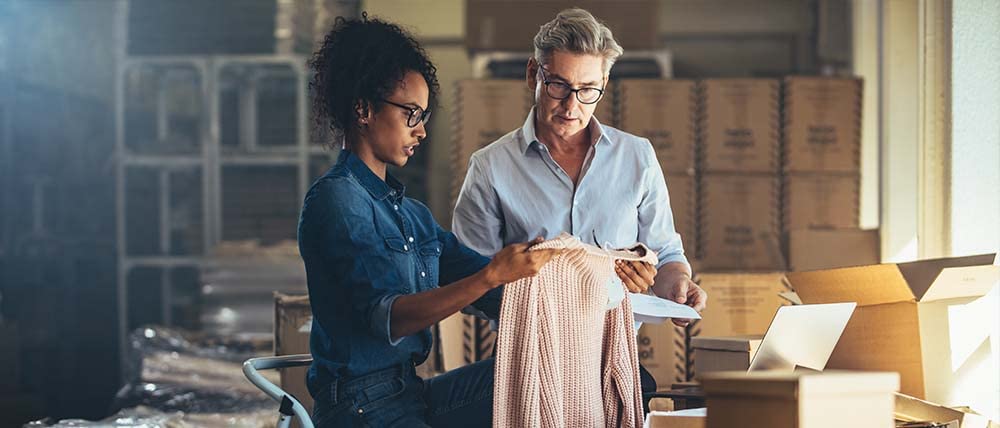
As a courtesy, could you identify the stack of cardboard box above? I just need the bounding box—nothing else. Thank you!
[697,79,783,271]
[781,77,862,240]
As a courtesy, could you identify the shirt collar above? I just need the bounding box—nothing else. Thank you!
[337,149,406,201]
[518,106,611,155]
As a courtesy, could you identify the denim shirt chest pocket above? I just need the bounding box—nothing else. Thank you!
[375,201,442,292]
[416,238,441,289]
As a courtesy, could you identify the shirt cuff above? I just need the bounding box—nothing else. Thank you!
[657,253,691,272]
[374,293,405,346]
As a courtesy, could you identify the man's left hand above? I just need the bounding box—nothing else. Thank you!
[661,270,707,327]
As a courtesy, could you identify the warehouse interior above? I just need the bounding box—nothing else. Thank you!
[0,0,998,426]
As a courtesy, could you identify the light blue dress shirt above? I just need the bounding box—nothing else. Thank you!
[452,107,691,310]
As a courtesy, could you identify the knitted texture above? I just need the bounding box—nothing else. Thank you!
[493,233,656,428]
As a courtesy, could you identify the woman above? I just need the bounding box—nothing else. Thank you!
[299,15,561,427]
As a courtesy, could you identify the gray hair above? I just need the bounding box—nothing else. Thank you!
[533,8,624,75]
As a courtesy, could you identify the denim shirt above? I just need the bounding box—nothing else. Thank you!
[298,149,496,397]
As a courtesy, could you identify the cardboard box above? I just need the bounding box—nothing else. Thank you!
[783,173,860,231]
[701,371,899,428]
[700,79,780,173]
[274,293,313,414]
[637,322,688,388]
[699,174,784,270]
[452,79,533,206]
[786,228,879,272]
[665,172,697,259]
[692,273,790,338]
[691,336,761,375]
[895,393,996,428]
[0,323,18,393]
[786,254,1000,419]
[782,77,862,173]
[466,0,659,51]
[689,273,790,379]
[621,79,697,174]
[646,408,706,428]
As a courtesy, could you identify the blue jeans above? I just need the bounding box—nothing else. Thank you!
[312,358,495,427]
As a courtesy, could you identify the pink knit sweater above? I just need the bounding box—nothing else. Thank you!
[493,234,656,428]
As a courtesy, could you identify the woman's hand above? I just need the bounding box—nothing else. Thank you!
[482,237,565,287]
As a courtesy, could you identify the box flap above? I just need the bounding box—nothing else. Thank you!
[787,264,915,306]
[691,336,762,352]
[898,254,999,302]
[894,393,992,428]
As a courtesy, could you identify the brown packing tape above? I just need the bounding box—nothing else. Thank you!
[699,79,780,174]
[782,77,863,173]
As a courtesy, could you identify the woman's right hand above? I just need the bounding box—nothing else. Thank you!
[482,237,565,287]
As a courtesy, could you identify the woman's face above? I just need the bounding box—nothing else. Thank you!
[356,70,429,173]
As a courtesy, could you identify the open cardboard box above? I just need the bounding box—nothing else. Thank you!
[786,254,1000,420]
[895,393,998,428]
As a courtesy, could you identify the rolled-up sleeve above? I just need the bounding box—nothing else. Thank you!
[436,225,501,320]
[636,142,691,271]
[452,154,505,257]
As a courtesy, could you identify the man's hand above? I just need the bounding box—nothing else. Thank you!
[654,264,708,327]
[615,260,656,293]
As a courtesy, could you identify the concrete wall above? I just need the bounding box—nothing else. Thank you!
[951,0,1000,257]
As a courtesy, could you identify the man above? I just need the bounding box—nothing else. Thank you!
[452,8,708,393]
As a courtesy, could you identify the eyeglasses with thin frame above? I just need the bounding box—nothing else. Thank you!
[538,67,604,105]
[381,99,432,127]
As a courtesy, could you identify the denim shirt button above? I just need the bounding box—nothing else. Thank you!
[403,245,408,251]
[420,271,426,278]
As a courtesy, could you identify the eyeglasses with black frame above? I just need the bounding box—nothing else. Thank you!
[538,66,604,105]
[380,99,432,127]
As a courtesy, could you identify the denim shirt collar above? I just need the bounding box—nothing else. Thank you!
[518,106,611,155]
[337,149,406,202]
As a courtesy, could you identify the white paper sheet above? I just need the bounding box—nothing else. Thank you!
[628,292,702,324]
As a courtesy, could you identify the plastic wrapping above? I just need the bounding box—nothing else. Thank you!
[28,327,283,427]
[24,406,275,428]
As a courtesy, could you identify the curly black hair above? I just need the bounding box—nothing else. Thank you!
[309,13,440,147]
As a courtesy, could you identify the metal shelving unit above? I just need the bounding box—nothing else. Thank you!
[114,51,333,367]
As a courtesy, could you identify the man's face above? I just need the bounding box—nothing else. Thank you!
[527,51,607,140]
